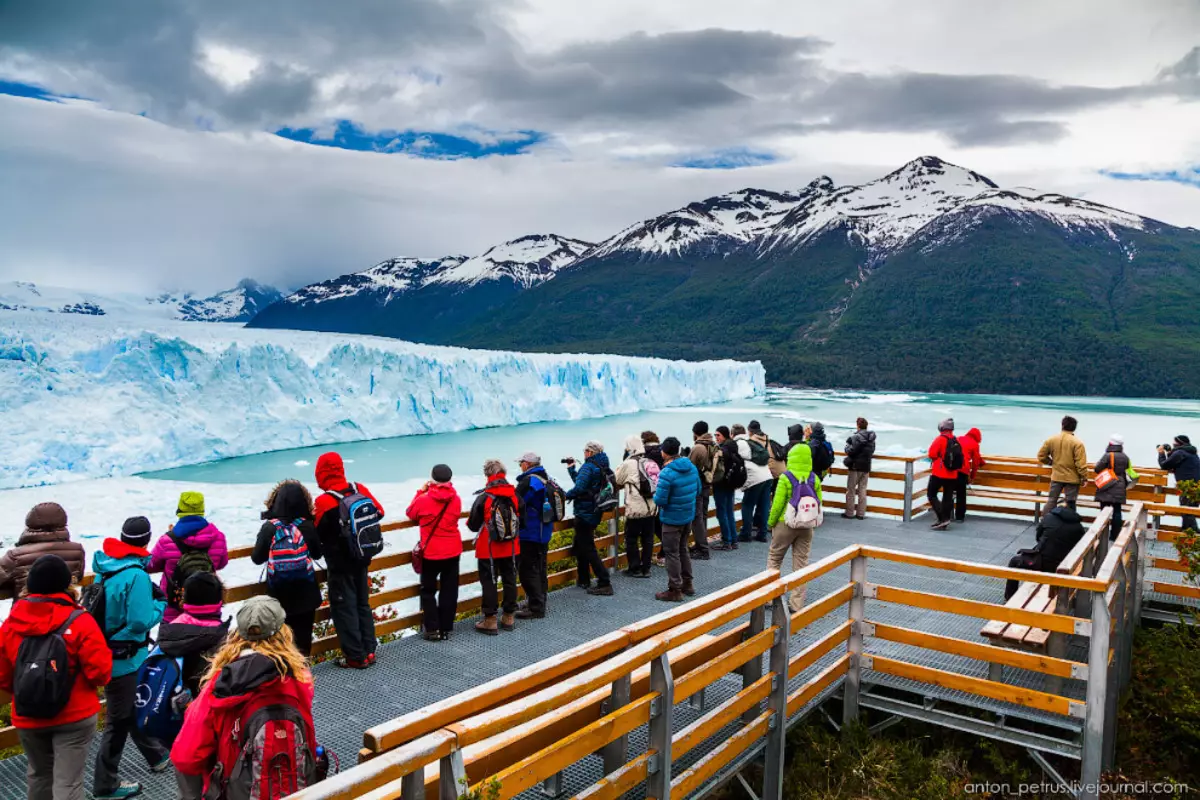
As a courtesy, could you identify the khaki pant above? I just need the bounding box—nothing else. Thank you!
[845,471,869,517]
[767,521,813,612]
[18,713,97,800]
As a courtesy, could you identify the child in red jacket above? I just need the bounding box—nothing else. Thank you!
[0,555,113,800]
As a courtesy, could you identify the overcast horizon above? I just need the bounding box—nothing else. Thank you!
[1,0,1197,295]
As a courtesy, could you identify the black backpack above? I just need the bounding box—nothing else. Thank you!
[768,440,787,462]
[80,565,144,660]
[723,448,748,489]
[810,441,835,476]
[943,436,964,472]
[634,457,656,499]
[328,484,385,563]
[13,599,85,720]
[169,535,215,609]
[540,475,568,524]
[593,468,620,514]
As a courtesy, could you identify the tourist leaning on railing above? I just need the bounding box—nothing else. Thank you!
[955,427,984,523]
[251,480,323,657]
[0,502,85,598]
[842,418,876,521]
[406,464,464,640]
[926,418,960,531]
[1158,434,1200,531]
[149,491,229,625]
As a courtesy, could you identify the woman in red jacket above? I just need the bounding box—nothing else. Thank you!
[406,464,465,642]
[926,418,962,531]
[466,459,521,636]
[0,555,113,800]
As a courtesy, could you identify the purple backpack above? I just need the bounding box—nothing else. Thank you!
[782,471,822,528]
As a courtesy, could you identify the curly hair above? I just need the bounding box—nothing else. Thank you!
[263,479,314,517]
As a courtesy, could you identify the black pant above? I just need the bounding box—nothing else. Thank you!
[1099,502,1124,542]
[625,517,656,573]
[517,543,549,615]
[927,475,956,523]
[286,609,316,657]
[573,519,611,587]
[953,473,969,521]
[479,557,517,616]
[420,555,460,633]
[328,565,375,661]
[94,672,169,793]
[1182,496,1199,533]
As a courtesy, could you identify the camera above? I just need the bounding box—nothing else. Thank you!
[561,458,575,464]
[1160,443,1174,451]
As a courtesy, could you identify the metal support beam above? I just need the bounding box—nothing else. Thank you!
[686,686,706,711]
[844,555,868,728]
[1026,747,1073,794]
[902,461,914,522]
[741,604,766,724]
[540,772,563,798]
[601,674,632,777]
[1046,584,1071,696]
[763,597,791,800]
[736,773,762,800]
[1132,511,1147,626]
[647,653,675,800]
[607,512,619,563]
[439,750,468,800]
[868,714,901,736]
[402,769,426,800]
[1080,586,1112,799]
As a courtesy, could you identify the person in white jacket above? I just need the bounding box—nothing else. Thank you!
[615,434,660,578]
[733,423,773,542]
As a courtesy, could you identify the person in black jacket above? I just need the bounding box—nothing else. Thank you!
[156,573,230,697]
[842,418,876,520]
[1005,503,1085,599]
[251,480,323,656]
[1094,435,1132,541]
[1159,435,1200,532]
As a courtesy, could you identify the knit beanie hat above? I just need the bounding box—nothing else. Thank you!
[938,418,955,432]
[431,464,453,483]
[1109,434,1124,447]
[27,555,72,595]
[692,421,709,436]
[237,595,286,642]
[183,572,224,607]
[1176,435,1191,446]
[25,502,67,532]
[177,491,206,518]
[121,516,152,549]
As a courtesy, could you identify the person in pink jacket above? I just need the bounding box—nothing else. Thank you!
[149,491,229,623]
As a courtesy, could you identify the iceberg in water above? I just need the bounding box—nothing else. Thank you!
[0,312,765,488]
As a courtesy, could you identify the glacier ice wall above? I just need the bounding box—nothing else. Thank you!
[0,312,764,488]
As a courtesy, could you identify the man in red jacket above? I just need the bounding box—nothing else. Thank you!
[313,452,385,669]
[0,555,113,800]
[955,428,985,523]
[926,418,962,531]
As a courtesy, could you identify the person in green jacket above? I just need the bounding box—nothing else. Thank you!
[91,517,170,800]
[767,443,824,613]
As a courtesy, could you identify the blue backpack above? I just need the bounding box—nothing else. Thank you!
[135,647,189,744]
[266,519,314,586]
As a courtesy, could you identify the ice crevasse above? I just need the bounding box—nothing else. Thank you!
[0,312,765,488]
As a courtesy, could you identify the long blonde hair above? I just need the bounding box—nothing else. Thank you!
[201,624,313,688]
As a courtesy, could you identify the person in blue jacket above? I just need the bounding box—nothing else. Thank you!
[565,441,614,596]
[92,517,169,800]
[653,437,701,603]
[515,452,554,619]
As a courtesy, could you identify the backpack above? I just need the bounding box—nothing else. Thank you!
[747,439,770,467]
[169,535,215,609]
[768,440,787,462]
[1004,549,1042,601]
[782,472,823,529]
[81,564,145,660]
[942,436,964,472]
[266,520,314,586]
[486,494,520,543]
[810,441,835,476]
[12,599,85,720]
[540,475,568,524]
[593,468,620,514]
[209,693,318,800]
[703,443,725,486]
[328,484,384,563]
[135,647,189,745]
[635,457,656,499]
[722,447,748,489]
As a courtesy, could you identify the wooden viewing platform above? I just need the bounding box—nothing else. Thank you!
[0,453,1195,800]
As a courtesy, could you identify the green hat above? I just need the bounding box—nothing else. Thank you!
[177,491,206,518]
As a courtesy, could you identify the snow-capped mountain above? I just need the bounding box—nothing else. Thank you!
[282,256,468,306]
[425,234,593,289]
[0,279,284,323]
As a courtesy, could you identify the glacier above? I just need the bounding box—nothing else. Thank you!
[0,311,764,488]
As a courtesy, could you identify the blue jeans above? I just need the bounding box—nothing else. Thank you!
[713,487,737,544]
[740,481,771,540]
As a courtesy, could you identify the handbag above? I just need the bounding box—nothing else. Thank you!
[1093,453,1119,490]
[411,499,453,575]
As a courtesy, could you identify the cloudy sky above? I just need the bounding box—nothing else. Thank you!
[1,0,1197,294]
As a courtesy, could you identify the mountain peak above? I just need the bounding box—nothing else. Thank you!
[806,176,835,192]
[883,156,998,189]
[429,233,594,288]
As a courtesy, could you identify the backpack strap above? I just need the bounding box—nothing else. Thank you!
[24,596,77,610]
[420,501,454,551]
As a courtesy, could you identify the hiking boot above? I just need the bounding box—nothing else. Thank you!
[475,616,500,636]
[94,783,142,800]
[575,580,592,589]
[681,580,696,597]
[841,513,855,519]
[334,657,369,669]
[440,631,452,641]
[366,653,377,665]
[515,607,545,619]
[730,542,739,550]
[654,556,666,568]
[692,551,711,561]
[932,520,951,531]
[150,754,173,773]
[423,630,442,642]
[633,569,652,579]
[754,535,769,543]
[500,613,516,631]
[712,543,733,552]
[587,584,614,596]
[855,515,865,520]
[736,535,752,543]
[656,588,684,602]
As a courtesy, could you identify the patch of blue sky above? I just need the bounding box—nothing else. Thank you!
[276,120,546,158]
[1101,166,1200,188]
[672,148,780,169]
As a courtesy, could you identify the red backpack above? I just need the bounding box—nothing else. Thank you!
[208,689,318,800]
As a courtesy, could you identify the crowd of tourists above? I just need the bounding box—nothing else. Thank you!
[0,412,1195,800]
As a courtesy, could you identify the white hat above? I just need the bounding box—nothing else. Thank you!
[1109,434,1124,446]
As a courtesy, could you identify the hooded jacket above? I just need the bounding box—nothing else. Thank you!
[407,482,465,559]
[467,474,521,560]
[0,592,113,729]
[614,436,660,519]
[1036,506,1086,570]
[171,652,315,783]
[312,453,386,570]
[689,433,718,487]
[93,539,166,677]
[158,603,230,696]
[736,433,773,489]
[514,467,555,545]
[1094,445,1132,505]
[1037,431,1089,485]
[252,481,325,615]
[959,428,985,481]
[566,451,613,527]
[150,516,230,623]
[807,424,835,477]
[653,456,701,527]
[643,442,664,468]
[928,430,962,481]
[0,507,85,597]
[1159,444,1200,483]
[769,443,824,529]
[843,429,877,473]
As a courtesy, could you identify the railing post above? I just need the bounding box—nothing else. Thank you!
[741,605,767,723]
[902,461,914,522]
[1133,510,1148,626]
[439,749,467,800]
[601,673,632,776]
[1080,584,1112,800]
[1103,569,1125,772]
[647,653,675,800]
[843,555,867,728]
[763,596,791,800]
[402,770,426,800]
[1046,585,1070,696]
[607,510,619,565]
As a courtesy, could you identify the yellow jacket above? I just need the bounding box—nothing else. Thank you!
[1037,431,1088,484]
